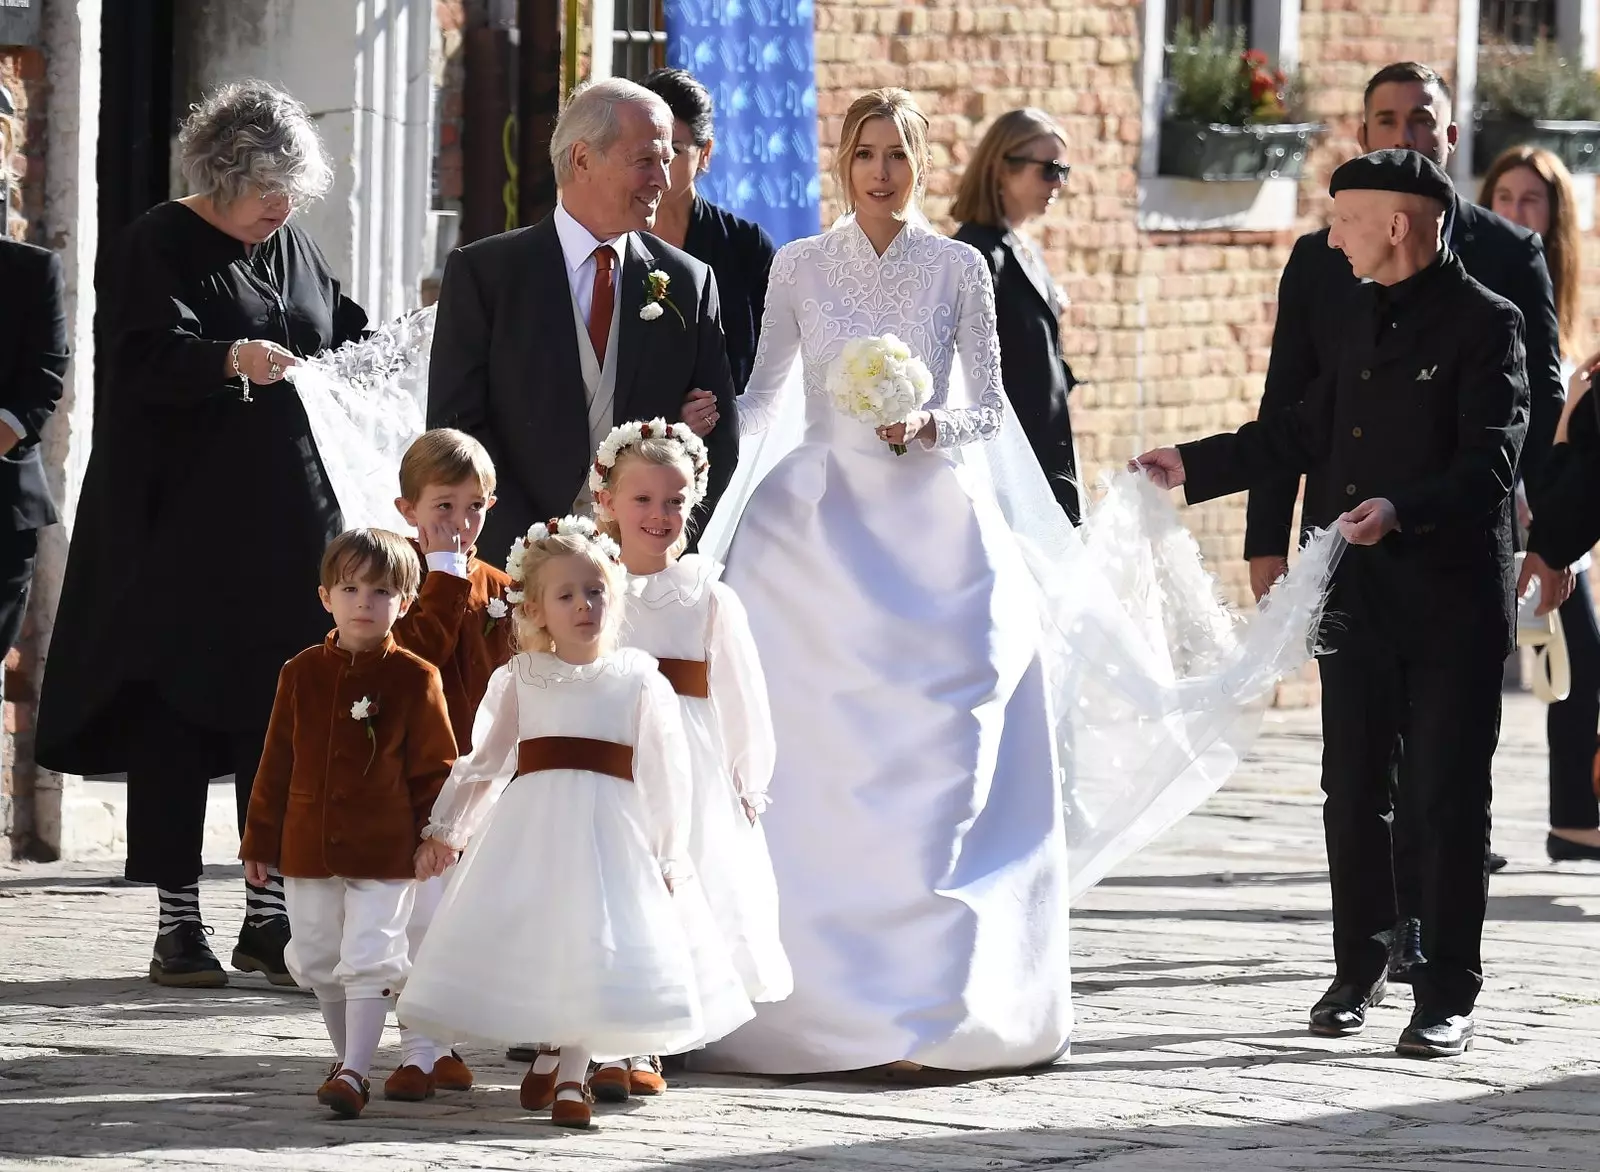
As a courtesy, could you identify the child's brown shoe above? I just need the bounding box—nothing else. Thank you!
[432,1050,474,1091]
[520,1061,559,1111]
[550,1081,593,1129]
[316,1068,371,1118]
[382,1063,436,1101]
[627,1056,667,1096]
[589,1063,630,1103]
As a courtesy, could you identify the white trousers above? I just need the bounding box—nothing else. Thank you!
[284,877,415,1000]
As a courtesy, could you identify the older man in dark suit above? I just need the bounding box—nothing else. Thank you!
[427,77,738,565]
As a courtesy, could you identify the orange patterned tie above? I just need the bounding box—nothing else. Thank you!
[588,245,616,364]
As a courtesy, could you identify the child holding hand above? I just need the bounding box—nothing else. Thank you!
[239,528,457,1119]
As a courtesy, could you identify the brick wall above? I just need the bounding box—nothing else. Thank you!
[0,47,47,241]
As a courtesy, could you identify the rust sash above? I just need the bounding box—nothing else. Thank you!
[516,736,634,782]
[656,657,710,699]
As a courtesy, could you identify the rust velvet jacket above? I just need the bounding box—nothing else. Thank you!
[390,542,514,751]
[239,631,458,880]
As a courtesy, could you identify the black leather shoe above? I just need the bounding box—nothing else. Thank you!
[1386,917,1427,986]
[232,917,297,987]
[1547,833,1600,862]
[1309,976,1386,1036]
[1488,852,1509,873]
[1396,1006,1474,1058]
[149,921,228,987]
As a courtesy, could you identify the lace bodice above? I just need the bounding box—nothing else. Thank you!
[737,219,1006,449]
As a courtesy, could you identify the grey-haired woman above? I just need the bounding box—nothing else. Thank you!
[36,80,368,987]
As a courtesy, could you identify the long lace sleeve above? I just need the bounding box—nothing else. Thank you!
[706,584,776,812]
[930,249,1006,449]
[423,664,519,849]
[633,671,696,883]
[736,245,802,436]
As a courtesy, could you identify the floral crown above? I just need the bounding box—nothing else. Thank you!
[588,418,711,520]
[503,515,622,604]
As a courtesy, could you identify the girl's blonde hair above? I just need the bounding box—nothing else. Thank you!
[950,108,1068,227]
[1477,145,1581,357]
[833,88,931,214]
[505,520,626,654]
[595,439,704,560]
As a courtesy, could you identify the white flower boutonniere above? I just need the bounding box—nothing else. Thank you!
[484,595,508,637]
[641,268,684,326]
[350,696,380,773]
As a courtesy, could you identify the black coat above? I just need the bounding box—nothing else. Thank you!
[34,202,368,776]
[1245,195,1561,559]
[1183,250,1528,662]
[1526,394,1600,568]
[426,214,738,567]
[0,239,68,532]
[682,195,775,395]
[953,222,1081,522]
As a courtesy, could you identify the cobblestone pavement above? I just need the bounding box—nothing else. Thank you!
[3,693,1599,1170]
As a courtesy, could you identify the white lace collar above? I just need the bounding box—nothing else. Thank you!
[626,555,723,609]
[837,214,929,263]
[512,648,649,687]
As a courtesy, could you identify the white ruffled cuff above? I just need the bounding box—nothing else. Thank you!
[741,791,771,815]
[423,821,470,851]
[426,551,470,578]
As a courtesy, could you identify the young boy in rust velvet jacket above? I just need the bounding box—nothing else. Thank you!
[384,429,514,1097]
[240,528,457,1120]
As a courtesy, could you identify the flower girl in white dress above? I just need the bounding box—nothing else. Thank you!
[397,516,752,1128]
[592,420,792,1010]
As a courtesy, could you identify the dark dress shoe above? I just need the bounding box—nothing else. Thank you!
[1396,1006,1474,1058]
[507,1045,544,1063]
[1547,833,1600,862]
[232,917,296,986]
[1488,852,1509,873]
[1309,977,1386,1036]
[1386,917,1426,986]
[149,921,228,987]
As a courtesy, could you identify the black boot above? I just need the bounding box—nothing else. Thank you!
[1396,1004,1475,1058]
[1547,833,1600,862]
[233,917,297,987]
[1386,917,1427,986]
[150,922,228,987]
[1309,975,1387,1036]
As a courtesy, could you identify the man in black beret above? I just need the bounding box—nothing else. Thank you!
[1132,147,1529,1059]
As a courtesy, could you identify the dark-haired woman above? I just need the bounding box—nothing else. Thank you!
[642,68,776,396]
[952,107,1081,522]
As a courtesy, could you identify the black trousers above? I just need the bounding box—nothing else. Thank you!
[1319,641,1501,1015]
[124,687,266,891]
[1548,570,1600,830]
[0,527,39,658]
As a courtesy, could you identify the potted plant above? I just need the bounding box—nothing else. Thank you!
[1158,23,1323,182]
[1475,38,1600,175]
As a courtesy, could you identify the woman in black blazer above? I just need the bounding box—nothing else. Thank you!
[952,109,1080,522]
[643,69,776,396]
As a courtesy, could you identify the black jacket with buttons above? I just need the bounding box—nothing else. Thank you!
[1245,196,1561,563]
[1181,249,1528,660]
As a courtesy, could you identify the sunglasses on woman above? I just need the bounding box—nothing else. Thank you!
[1006,157,1070,184]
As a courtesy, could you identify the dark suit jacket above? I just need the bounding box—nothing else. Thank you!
[425,214,739,568]
[0,239,69,531]
[1186,251,1527,662]
[683,195,775,395]
[1526,393,1600,568]
[953,222,1081,522]
[1245,195,1560,560]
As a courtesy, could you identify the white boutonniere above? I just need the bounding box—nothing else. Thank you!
[641,268,684,326]
[484,595,508,637]
[350,696,379,773]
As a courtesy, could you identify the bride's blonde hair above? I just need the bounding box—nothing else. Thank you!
[834,88,930,214]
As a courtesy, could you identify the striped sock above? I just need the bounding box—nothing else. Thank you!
[157,884,203,936]
[243,867,286,927]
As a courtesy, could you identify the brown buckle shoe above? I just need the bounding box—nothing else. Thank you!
[520,1053,560,1112]
[316,1068,371,1118]
[382,1063,436,1101]
[433,1050,474,1091]
[589,1063,630,1103]
[550,1081,593,1129]
[628,1055,667,1096]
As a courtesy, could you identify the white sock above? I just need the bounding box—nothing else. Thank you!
[434,1042,458,1065]
[628,1055,655,1072]
[556,1046,591,1100]
[341,996,390,1082]
[596,1059,626,1073]
[317,997,347,1066]
[531,1049,561,1076]
[399,1027,436,1074]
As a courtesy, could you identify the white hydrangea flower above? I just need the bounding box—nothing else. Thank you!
[825,334,935,454]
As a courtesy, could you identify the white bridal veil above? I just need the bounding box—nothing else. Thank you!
[293,276,1344,902]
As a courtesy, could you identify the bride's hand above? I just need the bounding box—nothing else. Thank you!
[877,412,935,448]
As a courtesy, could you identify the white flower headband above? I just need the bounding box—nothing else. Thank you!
[588,418,712,521]
[504,514,622,604]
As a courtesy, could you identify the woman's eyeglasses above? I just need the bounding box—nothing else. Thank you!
[1006,157,1070,183]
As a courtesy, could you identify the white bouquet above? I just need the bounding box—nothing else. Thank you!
[824,333,935,455]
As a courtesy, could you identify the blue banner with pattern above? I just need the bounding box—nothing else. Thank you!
[665,0,821,245]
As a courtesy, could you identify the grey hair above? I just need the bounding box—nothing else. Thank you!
[550,77,672,187]
[178,80,333,208]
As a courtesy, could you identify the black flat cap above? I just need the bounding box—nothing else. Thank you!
[1329,148,1454,204]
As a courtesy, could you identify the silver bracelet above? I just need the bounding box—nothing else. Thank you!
[229,340,253,403]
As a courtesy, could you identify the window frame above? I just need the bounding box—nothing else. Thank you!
[590,0,669,83]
